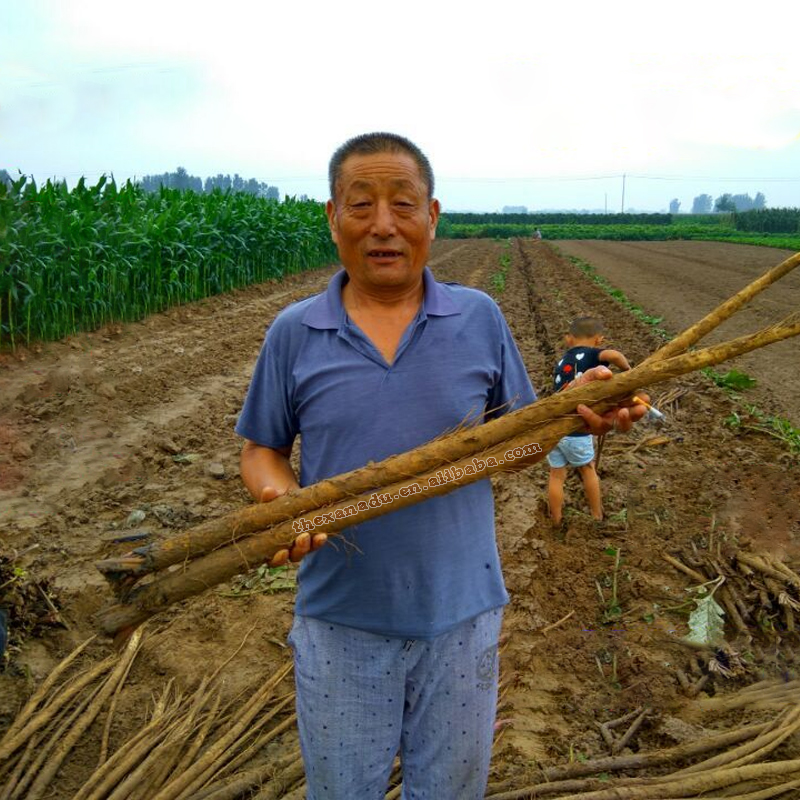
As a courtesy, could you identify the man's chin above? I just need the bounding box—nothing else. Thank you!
[364,263,420,284]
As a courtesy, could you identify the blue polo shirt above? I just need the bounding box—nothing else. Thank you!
[236,267,536,639]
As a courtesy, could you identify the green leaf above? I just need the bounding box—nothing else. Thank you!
[685,594,726,646]
[709,369,757,391]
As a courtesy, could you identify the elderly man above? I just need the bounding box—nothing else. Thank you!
[236,132,643,800]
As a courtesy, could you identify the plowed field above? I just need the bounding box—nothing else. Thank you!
[555,240,800,425]
[1,239,798,797]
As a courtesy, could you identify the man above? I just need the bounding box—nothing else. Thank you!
[236,132,644,799]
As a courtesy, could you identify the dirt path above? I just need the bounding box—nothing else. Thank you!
[553,240,800,425]
[1,239,799,796]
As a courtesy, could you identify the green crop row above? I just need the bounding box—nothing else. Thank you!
[437,221,800,251]
[0,176,337,346]
[442,212,675,226]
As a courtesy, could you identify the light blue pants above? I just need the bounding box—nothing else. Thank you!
[546,434,595,468]
[288,608,502,800]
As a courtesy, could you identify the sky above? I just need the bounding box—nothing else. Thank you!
[2,0,800,213]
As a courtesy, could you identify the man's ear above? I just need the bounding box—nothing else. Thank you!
[325,199,339,245]
[428,198,441,241]
[565,334,575,347]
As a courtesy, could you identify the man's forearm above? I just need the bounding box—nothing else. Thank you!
[240,440,299,501]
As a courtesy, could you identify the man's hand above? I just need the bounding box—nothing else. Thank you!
[258,485,328,567]
[571,366,648,435]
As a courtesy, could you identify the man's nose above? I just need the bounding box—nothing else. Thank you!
[371,200,396,237]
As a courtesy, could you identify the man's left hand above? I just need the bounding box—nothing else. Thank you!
[571,366,648,435]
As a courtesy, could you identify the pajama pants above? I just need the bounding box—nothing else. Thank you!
[288,608,502,800]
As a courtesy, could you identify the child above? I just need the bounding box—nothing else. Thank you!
[547,317,631,526]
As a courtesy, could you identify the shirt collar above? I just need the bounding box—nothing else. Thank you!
[302,266,460,330]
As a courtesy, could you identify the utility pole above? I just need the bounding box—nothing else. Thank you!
[621,174,626,213]
[604,192,607,214]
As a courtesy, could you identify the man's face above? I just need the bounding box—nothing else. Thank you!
[326,151,440,293]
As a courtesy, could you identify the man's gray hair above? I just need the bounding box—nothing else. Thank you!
[328,132,434,201]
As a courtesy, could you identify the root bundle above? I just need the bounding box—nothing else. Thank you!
[94,252,800,637]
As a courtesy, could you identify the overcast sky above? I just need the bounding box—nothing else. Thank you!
[3,1,799,212]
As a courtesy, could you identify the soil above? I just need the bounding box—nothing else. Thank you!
[1,238,798,796]
[553,240,800,426]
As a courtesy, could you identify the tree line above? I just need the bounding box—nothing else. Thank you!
[669,192,768,214]
[1,168,281,200]
[137,167,280,198]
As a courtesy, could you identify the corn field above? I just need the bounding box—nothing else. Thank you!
[0,175,337,346]
[734,207,800,234]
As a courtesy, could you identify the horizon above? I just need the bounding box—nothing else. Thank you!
[2,168,793,215]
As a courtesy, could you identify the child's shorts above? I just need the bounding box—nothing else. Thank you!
[547,434,595,468]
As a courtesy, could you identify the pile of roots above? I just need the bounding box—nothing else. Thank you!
[2,621,800,800]
[0,629,299,800]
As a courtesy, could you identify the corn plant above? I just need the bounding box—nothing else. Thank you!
[0,176,337,347]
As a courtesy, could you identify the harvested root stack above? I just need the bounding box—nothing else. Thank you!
[484,698,800,799]
[0,630,301,800]
[94,253,800,637]
[0,632,142,800]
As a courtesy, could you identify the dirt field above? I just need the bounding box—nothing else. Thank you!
[554,240,800,426]
[1,239,799,797]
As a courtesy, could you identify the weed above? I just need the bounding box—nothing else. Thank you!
[607,508,628,530]
[598,546,623,623]
[568,745,589,764]
[702,367,757,391]
[219,564,297,597]
[747,414,800,454]
[723,411,742,429]
[724,406,800,455]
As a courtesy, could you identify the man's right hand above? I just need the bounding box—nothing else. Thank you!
[259,485,328,567]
